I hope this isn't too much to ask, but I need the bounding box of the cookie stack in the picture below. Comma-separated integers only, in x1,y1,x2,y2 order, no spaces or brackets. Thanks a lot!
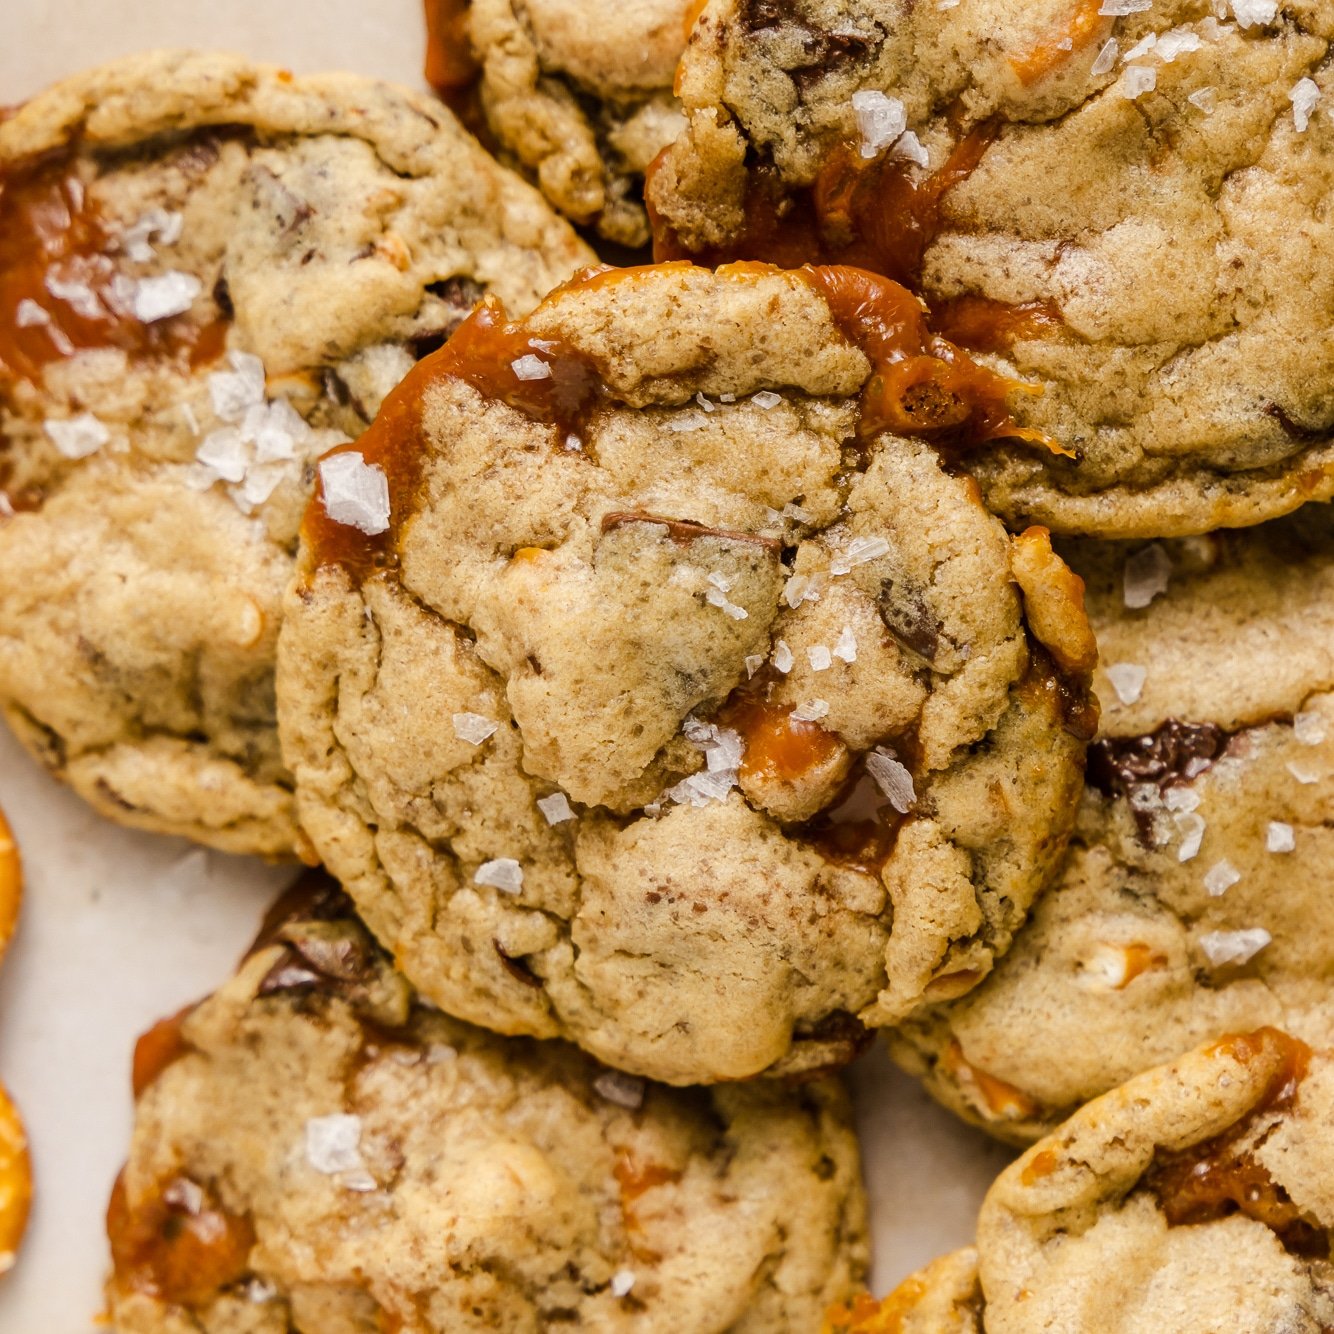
0,0,1330,1328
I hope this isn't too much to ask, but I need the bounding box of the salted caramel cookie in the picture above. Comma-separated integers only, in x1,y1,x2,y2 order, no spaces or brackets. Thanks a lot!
845,1030,1334,1332
650,2,1334,536
108,878,868,1333
0,51,593,857
277,260,1094,1084
892,505,1334,1142
427,0,693,246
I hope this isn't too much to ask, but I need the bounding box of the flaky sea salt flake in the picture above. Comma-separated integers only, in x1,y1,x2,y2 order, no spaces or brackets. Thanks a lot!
1231,0,1277,28
305,1114,364,1175
851,90,908,159
830,535,890,576
783,573,824,608
1175,812,1205,862
833,625,858,663
209,351,266,422
15,298,47,327
752,390,783,409
1155,29,1203,61
1294,712,1327,745
1199,928,1271,967
791,699,830,722
745,654,765,678
537,792,576,824
1291,77,1321,132
867,748,916,813
594,1071,645,1109
1124,542,1172,608
773,639,795,673
131,271,202,323
475,858,524,894
1122,66,1157,99
453,712,499,745
892,130,930,167
196,428,248,483
808,644,833,671
511,353,551,381
1099,0,1151,13
706,587,749,620
1288,759,1323,785
610,1270,637,1298
44,412,108,460
1267,821,1296,853
319,452,391,535
1091,38,1119,76
1203,858,1241,897
1106,662,1147,705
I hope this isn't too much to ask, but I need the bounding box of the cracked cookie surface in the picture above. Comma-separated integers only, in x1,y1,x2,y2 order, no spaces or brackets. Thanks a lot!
891,504,1334,1142
650,1,1334,536
0,51,593,856
840,1030,1334,1333
428,0,693,247
108,878,868,1333
277,261,1093,1084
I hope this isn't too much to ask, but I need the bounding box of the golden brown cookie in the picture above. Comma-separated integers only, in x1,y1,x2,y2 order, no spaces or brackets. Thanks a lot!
892,506,1334,1142
0,51,593,857
277,260,1095,1084
107,877,869,1332
428,0,693,246
650,2,1334,536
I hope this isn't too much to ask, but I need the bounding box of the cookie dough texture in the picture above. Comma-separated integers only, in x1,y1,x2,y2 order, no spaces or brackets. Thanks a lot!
651,1,1334,535
457,0,693,246
974,1030,1334,1333
892,506,1334,1142
108,885,868,1333
278,262,1092,1084
0,52,593,856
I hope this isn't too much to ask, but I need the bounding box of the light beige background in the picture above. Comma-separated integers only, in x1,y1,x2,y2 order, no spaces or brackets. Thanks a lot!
0,3,1015,1326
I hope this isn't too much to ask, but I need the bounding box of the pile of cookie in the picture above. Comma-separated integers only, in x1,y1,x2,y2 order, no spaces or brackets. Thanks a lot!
0,0,1331,1328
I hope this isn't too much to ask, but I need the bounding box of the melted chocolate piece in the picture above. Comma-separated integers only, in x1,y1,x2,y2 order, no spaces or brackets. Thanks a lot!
877,577,942,662
1087,720,1230,799
494,940,544,990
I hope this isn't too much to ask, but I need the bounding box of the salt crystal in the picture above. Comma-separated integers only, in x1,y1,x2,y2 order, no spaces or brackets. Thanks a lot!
783,502,815,523
319,453,391,535
1175,812,1205,861
684,718,744,774
1199,928,1271,967
342,1169,378,1193
1291,78,1321,132
44,270,103,320
773,639,795,673
240,461,291,507
15,298,47,327
808,645,833,671
1288,759,1323,785
1091,38,1119,76
1123,543,1172,608
1122,66,1157,99
791,700,830,722
937,0,960,8
1122,33,1158,61
718,393,736,403
666,769,736,806
1155,29,1203,61
1203,858,1241,897
120,208,183,261
475,858,524,893
209,351,266,422
1099,0,1151,13
1293,711,1327,745
851,90,908,159
453,712,499,745
1164,787,1200,814
537,791,576,824
866,748,915,813
706,587,749,620
1106,662,1147,705
195,428,248,483
305,1114,365,1175
669,409,710,432
1230,0,1276,28
1267,821,1295,853
44,412,109,459
752,390,783,409
511,353,551,381
695,392,715,412
610,1270,637,1298
830,535,890,575
247,398,309,462
1188,86,1218,114
783,573,824,607
594,1071,645,1109
892,130,930,167
745,654,765,678
707,571,733,592
130,271,202,323
832,626,858,663
246,1278,279,1303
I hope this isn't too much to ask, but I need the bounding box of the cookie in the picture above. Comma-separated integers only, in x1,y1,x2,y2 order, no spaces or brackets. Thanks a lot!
891,505,1334,1142
649,2,1334,536
843,1030,1334,1332
277,260,1095,1084
0,52,594,858
823,1249,981,1333
427,0,693,246
107,877,868,1332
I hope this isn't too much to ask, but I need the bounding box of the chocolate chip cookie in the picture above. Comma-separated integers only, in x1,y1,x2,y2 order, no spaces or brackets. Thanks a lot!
108,877,868,1332
650,2,1334,535
0,51,593,856
277,260,1095,1084
892,505,1334,1142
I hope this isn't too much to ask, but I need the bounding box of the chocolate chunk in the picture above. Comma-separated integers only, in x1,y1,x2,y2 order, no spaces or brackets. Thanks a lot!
1086,720,1231,799
878,578,942,662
